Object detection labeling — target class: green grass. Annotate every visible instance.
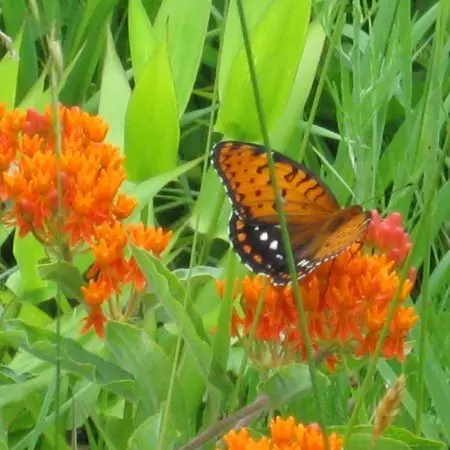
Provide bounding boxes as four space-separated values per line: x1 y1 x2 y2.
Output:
0 0 449 449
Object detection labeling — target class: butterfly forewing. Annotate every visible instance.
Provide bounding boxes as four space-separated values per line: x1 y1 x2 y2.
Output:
212 141 339 220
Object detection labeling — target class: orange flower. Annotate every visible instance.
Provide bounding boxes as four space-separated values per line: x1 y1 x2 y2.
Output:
81 221 173 334
0 103 174 338
81 306 107 338
125 224 172 291
1 105 136 247
217 417 343 450
216 212 417 369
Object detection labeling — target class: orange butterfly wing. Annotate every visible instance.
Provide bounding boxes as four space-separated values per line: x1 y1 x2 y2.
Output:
212 141 339 221
212 141 371 284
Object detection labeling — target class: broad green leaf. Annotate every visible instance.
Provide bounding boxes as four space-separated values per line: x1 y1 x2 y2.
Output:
12 233 47 294
345 434 409 450
105 322 190 437
218 0 273 98
127 414 175 450
215 0 312 141
332 426 444 450
128 0 157 81
124 40 179 181
99 26 131 149
172 266 223 284
260 364 327 407
39 261 85 301
0 26 22 108
131 248 213 379
18 72 46 109
0 319 136 402
187 168 229 240
18 303 51 328
154 0 211 115
271 18 326 149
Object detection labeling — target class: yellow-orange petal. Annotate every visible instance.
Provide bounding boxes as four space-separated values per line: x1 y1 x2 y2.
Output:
81 279 111 307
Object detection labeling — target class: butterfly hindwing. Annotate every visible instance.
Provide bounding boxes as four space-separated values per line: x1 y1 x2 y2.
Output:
229 212 315 284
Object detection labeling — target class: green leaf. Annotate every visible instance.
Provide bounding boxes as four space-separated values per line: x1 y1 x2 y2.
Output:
0 319 137 403
38 261 85 301
218 0 273 98
99 25 131 149
271 17 326 149
187 168 229 240
105 322 191 437
12 233 47 295
124 39 179 181
172 266 223 284
332 426 445 450
131 248 213 379
0 26 22 108
126 156 203 215
127 414 163 450
346 434 409 450
260 364 327 407
216 0 312 141
128 0 157 81
2 0 38 103
154 0 211 115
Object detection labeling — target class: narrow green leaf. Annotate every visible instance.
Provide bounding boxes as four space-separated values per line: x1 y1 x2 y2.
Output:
126 156 203 214
2 0 38 102
124 40 179 181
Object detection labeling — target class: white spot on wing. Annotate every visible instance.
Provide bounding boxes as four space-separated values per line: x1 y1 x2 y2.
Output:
260 232 269 241
269 240 278 250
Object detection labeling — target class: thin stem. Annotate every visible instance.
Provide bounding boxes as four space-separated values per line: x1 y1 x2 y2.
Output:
235 1 330 447
179 394 271 450
159 2 229 447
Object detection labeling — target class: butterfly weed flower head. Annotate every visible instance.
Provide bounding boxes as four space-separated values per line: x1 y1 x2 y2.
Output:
216 209 417 369
0 104 172 337
217 416 343 450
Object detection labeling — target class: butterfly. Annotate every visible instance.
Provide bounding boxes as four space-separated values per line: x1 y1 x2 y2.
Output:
211 141 371 284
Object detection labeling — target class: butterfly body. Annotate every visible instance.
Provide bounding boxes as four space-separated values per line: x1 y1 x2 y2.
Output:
212 141 371 284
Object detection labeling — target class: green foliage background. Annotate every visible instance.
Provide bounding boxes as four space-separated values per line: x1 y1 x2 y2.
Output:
0 0 449 449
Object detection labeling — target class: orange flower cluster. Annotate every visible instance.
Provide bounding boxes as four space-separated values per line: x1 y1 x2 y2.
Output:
218 417 342 450
216 211 417 368
0 104 172 336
